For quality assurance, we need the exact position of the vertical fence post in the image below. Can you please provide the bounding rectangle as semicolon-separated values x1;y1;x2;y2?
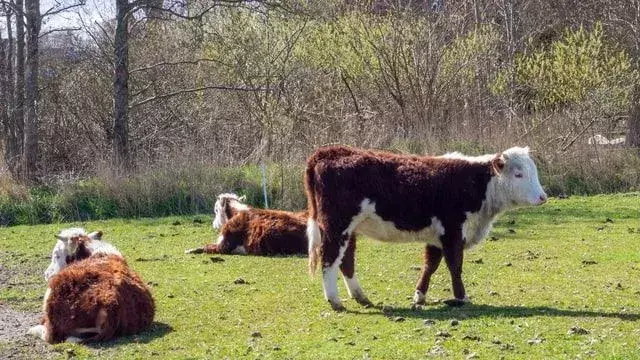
261;161;269;209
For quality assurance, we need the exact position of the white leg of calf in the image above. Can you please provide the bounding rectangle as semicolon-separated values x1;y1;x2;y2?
42;287;51;312
343;274;362;298
323;242;350;311
343;275;372;306
29;287;52;341
413;290;426;305
323;266;343;311
66;336;83;344
231;245;247;255
27;325;47;341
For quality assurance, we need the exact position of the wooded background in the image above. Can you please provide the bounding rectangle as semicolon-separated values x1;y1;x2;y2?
0;0;639;224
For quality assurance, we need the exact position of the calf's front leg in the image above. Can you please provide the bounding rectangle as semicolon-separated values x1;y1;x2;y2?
184;244;220;254
441;228;470;307
413;245;443;305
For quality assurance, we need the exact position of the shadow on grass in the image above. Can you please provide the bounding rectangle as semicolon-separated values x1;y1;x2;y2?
85;322;173;349
347;303;640;321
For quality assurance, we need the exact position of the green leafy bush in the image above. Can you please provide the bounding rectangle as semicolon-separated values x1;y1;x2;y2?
515;22;637;110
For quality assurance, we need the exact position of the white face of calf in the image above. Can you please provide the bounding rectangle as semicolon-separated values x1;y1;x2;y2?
212;198;227;229
44;240;68;281
212;194;247;229
44;228;102;281
494;147;547;207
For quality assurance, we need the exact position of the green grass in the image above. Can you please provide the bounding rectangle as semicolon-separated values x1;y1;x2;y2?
1;194;639;359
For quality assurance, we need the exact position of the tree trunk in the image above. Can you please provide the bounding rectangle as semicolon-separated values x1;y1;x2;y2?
0;36;8;163
113;0;131;171
628;84;640;151
23;0;40;183
14;0;25;173
2;9;19;176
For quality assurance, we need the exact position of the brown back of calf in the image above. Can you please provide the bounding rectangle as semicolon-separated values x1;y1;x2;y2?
43;254;154;343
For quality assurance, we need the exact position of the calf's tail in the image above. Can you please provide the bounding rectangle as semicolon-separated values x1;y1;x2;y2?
305;160;322;276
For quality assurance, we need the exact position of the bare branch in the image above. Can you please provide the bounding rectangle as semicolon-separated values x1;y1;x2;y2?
131;3;216;20
39;26;80;38
561;118;598;152
76;14;112;65
0;0;24;17
129;58;233;74
130;85;271;109
92;18;115;49
129;0;286;21
42;1;86;18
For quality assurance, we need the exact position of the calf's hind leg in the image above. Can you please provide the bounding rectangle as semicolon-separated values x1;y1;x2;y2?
80;308;117;343
321;231;350;312
340;234;372;307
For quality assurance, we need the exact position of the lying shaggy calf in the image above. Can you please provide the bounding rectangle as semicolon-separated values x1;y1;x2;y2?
28;228;155;344
185;193;308;256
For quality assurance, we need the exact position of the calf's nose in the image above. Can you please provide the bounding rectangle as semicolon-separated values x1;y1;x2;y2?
539;194;548;204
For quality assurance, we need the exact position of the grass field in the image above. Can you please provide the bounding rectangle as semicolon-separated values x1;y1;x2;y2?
1;193;639;359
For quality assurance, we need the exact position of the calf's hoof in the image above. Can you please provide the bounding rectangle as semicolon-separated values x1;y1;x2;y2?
443;296;471;307
185;248;204;254
329;299;346;312
355;296;374;308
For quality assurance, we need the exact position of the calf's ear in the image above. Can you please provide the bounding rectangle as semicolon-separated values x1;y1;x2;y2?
491;153;505;175
88;231;103;240
238;195;247;202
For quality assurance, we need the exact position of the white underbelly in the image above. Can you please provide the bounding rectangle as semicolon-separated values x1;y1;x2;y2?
344;199;494;251
354;214;444;248
344;199;446;248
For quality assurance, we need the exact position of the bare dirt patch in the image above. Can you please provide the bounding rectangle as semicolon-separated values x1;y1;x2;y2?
0;304;57;359
0;303;40;342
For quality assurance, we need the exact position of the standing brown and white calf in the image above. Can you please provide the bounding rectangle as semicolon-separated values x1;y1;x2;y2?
305;146;547;311
185;193;308;256
29;228;155;343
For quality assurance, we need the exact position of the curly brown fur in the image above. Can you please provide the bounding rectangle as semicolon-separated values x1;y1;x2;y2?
41;255;154;344
188;205;308;256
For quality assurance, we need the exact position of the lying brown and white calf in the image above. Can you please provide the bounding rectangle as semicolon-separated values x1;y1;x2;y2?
28;228;155;344
306;145;548;311
185;193;308;256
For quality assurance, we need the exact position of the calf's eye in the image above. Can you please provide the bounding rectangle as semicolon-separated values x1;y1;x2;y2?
515;173;523;179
